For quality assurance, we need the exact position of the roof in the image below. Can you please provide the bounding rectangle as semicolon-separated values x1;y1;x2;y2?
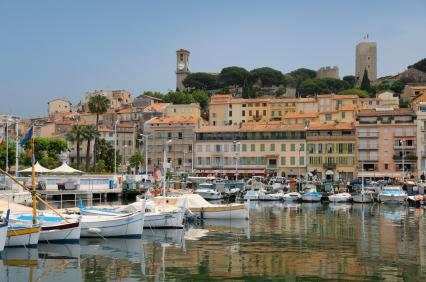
283;113;319;119
143;103;170;113
117;122;136;128
146;116;199;125
332;95;359;99
340;104;359;111
196;121;306;133
308;122;354;130
116;108;133;114
136;94;163;101
357;108;415;117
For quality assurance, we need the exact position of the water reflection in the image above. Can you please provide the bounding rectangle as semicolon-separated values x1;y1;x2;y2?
0;203;425;281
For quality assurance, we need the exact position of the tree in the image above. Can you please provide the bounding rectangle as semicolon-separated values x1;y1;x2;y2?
129;153;144;174
82;125;99;171
88;95;110;170
249;67;285;87
360;69;371;92
275;86;286;97
218;66;249;87
338;88;369;98
191;90;209;110
390;80;406;94
139;91;164;100
20;137;68;168
0;141;16;171
67;124;84;169
342;75;356;88
287;68;317;89
183;72;218;90
242;78;254;99
163;91;195;104
97;138;121;173
299;78;351;96
408;58;426;73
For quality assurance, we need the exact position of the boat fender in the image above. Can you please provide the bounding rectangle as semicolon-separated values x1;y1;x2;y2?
88;228;102;234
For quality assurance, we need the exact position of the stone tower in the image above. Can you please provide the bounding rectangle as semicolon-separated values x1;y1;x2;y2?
317;66;340;79
176;49;190;91
355;42;377;85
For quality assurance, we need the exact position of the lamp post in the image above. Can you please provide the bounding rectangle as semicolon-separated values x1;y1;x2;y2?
163;139;172;205
233;141;240;182
400;139;405;183
114;119;119;176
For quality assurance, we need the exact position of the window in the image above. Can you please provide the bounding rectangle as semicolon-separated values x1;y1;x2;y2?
299;144;304;151
212;121;216;126
281;144;286;151
263;110;266;116
242;144;247;152
242;110;245;117
290;144;295;152
178;132;183;139
281;157;286;166
178;158;182;165
325;114;332;121
299;157;304;166
188;145;192;152
224;144;229;152
290;156;295;165
251;144;256;152
206;144;211;152
384;163;389;170
249;110;252;116
341;112;346;119
197;144;202;152
229;111;232;117
229;120;232;125
260;144;265;152
168;132;172;139
270;144;275;151
212;113;217;118
215;144;221;152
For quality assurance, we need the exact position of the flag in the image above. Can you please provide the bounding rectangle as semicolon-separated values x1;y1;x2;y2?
20;126;33;146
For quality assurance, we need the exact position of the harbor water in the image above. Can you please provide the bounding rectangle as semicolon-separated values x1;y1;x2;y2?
1;202;426;281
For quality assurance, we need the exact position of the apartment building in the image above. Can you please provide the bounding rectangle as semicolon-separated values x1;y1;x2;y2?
306;122;356;181
195;122;306;178
415;101;426;176
143;117;199;174
356;108;417;179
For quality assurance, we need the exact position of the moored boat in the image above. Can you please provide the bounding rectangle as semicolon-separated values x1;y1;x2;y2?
0;215;8;251
194;183;223;200
282;192;301;202
6;223;41;247
378;186;407;204
328;192;352;203
244;190;260;201
258;191;284;201
352;190;374;203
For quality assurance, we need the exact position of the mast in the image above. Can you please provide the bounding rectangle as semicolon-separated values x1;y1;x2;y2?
31;126;36;224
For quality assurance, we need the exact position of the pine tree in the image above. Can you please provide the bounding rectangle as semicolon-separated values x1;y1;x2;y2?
242;78;251;99
360;69;371;91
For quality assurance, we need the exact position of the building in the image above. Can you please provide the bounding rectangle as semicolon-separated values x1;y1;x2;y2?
47;98;72;116
143;116;199;174
176;49;190;91
415;101;426;176
79;90;132;112
355;42;377;84
356;108;417;179
195;122;307;178
306;122;356;181
401;84;426;103
133;94;162;108
316;66;339;79
164;103;201;119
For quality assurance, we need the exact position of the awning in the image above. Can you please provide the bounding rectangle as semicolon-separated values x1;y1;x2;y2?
357;171;403;178
49;162;83;174
19;162;51;173
195;169;266;175
325;170;334;175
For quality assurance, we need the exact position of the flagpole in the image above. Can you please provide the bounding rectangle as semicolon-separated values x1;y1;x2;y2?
15;121;19;177
5;122;8;173
31;125;36;224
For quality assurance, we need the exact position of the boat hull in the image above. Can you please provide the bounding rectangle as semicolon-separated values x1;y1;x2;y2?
258;194;283;201
283;193;301;202
379;194;407;204
352;193;374;203
40;222;81;243
144;211;184;229
328;193;352;203
190;204;248;219
195;191;223;200
0;223;7;252
301;194;322;202
6;226;41;247
78;212;145;238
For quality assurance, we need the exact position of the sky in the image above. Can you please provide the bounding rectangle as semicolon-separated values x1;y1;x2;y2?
1;0;425;117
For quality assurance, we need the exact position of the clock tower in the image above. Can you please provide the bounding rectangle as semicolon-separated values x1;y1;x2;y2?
176;49;190;91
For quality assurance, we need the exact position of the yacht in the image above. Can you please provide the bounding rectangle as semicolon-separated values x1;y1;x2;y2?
282;192;302;202
194;182;223;200
378;186;407;204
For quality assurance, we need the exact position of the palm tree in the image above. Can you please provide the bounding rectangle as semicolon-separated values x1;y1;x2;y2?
82;125;99;171
129;153;144;174
88;95;110;171
66;124;84;168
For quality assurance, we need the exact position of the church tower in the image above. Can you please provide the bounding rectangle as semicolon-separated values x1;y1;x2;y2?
176;49;190;91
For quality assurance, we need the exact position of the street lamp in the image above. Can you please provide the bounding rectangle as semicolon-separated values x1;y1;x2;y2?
400;139;405;182
163;139;172;205
114;119;119;176
233;141;240;182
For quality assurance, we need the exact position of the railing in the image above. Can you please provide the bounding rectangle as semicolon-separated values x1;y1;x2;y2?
394;145;416;149
358;157;378;161
393;155;417;162
357;132;379;137
358;144;379;150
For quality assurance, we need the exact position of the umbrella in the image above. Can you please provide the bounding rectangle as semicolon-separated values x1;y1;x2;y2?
19;162;51;173
49;162;83;174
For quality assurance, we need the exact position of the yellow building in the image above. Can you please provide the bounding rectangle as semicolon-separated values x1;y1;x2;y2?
195;121;306;178
164;103;201;118
306;122;356;181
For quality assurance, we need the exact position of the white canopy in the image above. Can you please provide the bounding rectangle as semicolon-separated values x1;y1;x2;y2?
49;162;83;174
19;162;51;173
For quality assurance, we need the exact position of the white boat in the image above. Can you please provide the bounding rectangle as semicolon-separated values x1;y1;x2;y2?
5;222;41;247
378;186;407;204
244;190;260;201
67;210;145;238
194;183;223;200
258;191;284;201
10;213;81;243
328;192;352;203
301;183;322;202
282;192;302;202
352;190;374;203
154;194;249;220
0;216;8;252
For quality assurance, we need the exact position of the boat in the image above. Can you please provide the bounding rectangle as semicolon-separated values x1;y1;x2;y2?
0;214;8;251
301;182;322;202
258;191;284;201
328;192;352;203
154;194;248;220
378;186;407;204
194;183;223;200
352;190;374;203
244;190;260;201
282;192;302;202
10;213;81;243
6;222;41;247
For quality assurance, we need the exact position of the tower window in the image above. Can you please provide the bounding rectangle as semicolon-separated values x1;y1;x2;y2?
180;54;183;61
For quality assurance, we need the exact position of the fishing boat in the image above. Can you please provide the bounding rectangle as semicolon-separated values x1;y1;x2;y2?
67;210;145;238
0;214;8;251
301;182;322;202
328;192;352;203
258;191;284;201
378;186;407;204
10;213;81;243
154;194;248;220
194;183;223;200
6;222;41;247
282;192;302;202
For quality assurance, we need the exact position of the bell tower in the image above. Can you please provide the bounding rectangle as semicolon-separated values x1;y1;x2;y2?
176;49;190;91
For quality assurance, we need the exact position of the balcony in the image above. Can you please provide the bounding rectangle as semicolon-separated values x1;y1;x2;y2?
358;144;378;150
394;145;415;150
357;132;379;138
393;155;417;162
266;164;278;169
358;157;378;162
323;163;337;169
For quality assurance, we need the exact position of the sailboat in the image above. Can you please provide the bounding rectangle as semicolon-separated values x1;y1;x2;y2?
353;163;374;203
